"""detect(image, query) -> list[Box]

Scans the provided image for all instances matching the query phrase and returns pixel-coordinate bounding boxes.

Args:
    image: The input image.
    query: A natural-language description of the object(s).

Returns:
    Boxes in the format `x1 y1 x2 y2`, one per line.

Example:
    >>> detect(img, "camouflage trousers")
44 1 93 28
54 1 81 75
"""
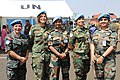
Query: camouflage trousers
72 53 90 80
49 53 70 80
31 51 51 80
94 58 116 80
6 63 27 80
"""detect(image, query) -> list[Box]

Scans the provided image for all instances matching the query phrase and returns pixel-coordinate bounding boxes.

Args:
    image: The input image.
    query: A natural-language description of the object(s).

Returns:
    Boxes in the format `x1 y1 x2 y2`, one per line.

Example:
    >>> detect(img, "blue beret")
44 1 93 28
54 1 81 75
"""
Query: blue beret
111 18 118 22
37 10 47 17
98 13 110 21
53 16 62 24
74 14 84 21
10 20 22 26
65 18 70 22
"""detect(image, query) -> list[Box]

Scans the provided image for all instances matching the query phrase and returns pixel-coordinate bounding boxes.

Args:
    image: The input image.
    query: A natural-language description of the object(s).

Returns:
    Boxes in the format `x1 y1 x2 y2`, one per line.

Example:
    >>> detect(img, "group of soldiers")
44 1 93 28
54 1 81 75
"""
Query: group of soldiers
4 10 119 80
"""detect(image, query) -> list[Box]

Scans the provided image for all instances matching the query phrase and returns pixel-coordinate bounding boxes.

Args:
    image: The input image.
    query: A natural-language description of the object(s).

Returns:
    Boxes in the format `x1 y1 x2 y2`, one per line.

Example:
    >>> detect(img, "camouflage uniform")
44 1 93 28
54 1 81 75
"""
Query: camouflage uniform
69 26 91 80
5 32 29 80
92 28 117 80
48 29 70 80
30 24 51 80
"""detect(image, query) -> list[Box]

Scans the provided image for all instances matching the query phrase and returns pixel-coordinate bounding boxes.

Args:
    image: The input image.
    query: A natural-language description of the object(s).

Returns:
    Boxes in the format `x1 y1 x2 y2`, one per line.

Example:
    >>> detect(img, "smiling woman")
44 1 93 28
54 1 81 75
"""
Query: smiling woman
5 19 29 80
91 13 118 80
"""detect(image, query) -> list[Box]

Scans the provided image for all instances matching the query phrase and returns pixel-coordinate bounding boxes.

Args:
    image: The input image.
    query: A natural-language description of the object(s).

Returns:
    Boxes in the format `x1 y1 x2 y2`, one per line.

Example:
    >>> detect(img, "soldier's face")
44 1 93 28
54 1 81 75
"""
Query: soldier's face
12 24 22 34
38 14 47 23
54 20 62 28
99 18 109 27
76 18 84 26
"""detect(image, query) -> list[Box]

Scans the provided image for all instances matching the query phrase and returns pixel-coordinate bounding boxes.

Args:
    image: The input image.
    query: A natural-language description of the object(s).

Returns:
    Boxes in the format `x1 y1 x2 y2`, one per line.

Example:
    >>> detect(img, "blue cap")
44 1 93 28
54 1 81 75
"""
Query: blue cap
65 18 70 22
111 18 118 22
52 16 62 24
10 20 22 26
37 10 47 17
98 13 110 21
74 14 84 21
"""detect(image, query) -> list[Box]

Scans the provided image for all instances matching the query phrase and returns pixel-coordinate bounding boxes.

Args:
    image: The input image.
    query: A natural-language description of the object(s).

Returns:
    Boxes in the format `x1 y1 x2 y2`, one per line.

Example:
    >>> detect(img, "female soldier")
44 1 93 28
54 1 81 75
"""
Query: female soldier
68 14 91 80
91 13 118 80
30 10 51 80
48 16 70 80
5 20 29 80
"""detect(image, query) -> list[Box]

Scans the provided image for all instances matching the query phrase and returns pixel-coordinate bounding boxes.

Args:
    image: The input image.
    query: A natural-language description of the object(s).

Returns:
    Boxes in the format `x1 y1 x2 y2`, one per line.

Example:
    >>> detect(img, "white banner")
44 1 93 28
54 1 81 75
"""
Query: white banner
0 0 73 17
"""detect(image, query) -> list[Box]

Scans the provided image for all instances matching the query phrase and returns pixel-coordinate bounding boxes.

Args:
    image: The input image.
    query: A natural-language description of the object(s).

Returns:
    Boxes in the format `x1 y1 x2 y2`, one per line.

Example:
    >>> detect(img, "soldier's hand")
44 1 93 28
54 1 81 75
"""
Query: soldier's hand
59 53 66 59
96 56 104 64
19 57 26 64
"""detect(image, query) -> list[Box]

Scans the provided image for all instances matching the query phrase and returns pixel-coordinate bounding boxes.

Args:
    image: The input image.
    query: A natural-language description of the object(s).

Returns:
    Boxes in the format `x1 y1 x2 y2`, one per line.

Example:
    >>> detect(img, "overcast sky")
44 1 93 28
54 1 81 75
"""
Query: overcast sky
66 0 120 18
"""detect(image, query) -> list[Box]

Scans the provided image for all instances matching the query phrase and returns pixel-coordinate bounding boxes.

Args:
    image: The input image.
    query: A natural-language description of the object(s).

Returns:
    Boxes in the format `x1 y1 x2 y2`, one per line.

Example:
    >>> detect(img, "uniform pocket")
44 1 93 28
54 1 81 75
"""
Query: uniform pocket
7 60 19 68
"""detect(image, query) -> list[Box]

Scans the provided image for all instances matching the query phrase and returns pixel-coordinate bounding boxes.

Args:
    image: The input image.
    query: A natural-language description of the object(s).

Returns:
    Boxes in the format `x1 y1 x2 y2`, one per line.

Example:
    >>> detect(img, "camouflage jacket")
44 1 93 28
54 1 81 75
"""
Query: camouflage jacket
5 32 29 68
69 26 91 54
92 28 118 55
48 29 69 53
30 24 50 53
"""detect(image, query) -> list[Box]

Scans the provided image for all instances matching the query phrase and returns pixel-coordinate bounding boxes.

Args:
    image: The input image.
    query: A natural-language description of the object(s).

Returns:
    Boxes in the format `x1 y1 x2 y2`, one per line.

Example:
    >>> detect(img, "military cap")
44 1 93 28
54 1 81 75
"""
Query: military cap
37 10 47 17
74 14 84 21
111 18 118 22
98 13 110 21
52 16 62 24
10 20 22 26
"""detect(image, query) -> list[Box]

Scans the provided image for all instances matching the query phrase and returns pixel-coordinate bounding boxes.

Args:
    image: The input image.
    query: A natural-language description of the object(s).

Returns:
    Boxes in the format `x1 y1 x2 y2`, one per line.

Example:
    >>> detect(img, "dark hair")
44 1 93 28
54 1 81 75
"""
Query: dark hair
26 20 29 22
2 25 6 29
69 21 73 25
37 14 48 23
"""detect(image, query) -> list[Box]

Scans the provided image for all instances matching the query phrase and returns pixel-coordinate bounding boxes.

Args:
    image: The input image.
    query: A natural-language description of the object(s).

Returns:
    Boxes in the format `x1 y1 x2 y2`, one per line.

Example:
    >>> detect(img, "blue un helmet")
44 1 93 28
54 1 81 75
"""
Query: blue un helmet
10 20 22 26
74 13 84 21
52 16 62 24
111 18 118 23
37 10 47 17
98 13 110 21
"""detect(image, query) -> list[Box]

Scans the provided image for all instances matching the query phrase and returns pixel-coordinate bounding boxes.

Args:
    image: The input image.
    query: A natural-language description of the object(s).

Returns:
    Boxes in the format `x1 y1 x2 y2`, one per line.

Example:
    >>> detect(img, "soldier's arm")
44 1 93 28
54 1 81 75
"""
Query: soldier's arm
7 51 26 63
68 31 75 49
49 46 62 57
102 32 118 57
90 43 97 63
102 46 114 57
48 39 66 58
25 50 29 61
48 35 64 58
5 36 27 63
64 47 69 54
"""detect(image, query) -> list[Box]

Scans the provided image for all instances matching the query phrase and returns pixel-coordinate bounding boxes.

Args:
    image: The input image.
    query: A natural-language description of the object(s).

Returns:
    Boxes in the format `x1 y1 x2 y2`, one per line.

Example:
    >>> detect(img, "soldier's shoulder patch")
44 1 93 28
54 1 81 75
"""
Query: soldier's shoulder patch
5 40 11 45
48 34 52 39
70 32 73 37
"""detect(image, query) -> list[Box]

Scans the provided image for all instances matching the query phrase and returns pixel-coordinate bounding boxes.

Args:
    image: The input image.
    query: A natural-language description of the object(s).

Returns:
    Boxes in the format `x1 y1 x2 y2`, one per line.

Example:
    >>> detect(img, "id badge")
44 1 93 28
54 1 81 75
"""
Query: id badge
102 40 106 46
63 39 68 43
